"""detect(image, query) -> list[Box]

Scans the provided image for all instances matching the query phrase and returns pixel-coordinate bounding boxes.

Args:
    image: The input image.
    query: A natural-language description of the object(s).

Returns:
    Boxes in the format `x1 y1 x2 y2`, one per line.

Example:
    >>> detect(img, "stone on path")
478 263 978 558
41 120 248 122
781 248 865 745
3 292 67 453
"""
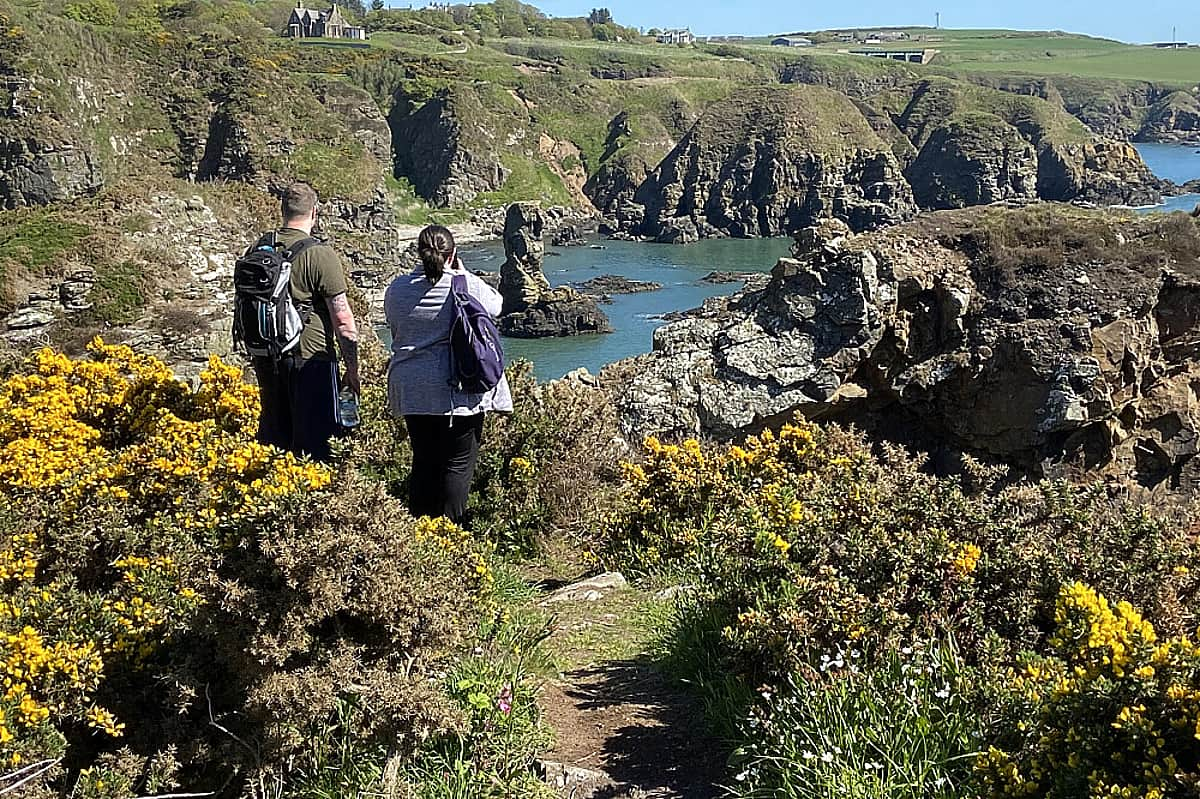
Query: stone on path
541 572 628 605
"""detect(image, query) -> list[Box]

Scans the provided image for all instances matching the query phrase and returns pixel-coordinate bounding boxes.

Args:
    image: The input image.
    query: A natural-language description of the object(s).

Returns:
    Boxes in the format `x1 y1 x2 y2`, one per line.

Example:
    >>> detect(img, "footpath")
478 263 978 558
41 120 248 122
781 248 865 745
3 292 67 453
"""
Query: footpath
532 573 726 799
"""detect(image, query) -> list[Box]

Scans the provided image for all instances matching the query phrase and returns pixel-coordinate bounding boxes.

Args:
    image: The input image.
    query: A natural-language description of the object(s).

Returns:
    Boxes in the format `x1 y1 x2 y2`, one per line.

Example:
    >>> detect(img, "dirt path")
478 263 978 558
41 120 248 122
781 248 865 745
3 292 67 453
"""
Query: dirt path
535 577 727 798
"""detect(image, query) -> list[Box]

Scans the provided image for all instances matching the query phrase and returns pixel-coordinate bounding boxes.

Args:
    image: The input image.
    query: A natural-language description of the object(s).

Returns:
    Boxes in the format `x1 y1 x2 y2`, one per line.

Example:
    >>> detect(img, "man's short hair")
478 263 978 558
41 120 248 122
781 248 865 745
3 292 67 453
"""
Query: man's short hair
281 182 318 220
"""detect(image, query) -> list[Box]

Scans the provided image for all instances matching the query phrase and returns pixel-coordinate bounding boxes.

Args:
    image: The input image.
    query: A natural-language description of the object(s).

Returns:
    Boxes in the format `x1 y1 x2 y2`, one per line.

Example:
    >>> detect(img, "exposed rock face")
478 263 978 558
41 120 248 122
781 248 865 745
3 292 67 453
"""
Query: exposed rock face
887 79 1164 208
392 90 509 207
1037 139 1165 206
496 203 611 338
906 113 1039 209
632 85 917 241
499 203 550 315
1141 92 1200 145
0 135 103 208
614 207 1200 496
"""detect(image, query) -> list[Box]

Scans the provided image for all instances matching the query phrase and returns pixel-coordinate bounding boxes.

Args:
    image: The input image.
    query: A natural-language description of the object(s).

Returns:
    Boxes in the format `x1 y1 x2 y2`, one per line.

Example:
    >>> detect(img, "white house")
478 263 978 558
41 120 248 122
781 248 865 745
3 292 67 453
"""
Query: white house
656 28 695 45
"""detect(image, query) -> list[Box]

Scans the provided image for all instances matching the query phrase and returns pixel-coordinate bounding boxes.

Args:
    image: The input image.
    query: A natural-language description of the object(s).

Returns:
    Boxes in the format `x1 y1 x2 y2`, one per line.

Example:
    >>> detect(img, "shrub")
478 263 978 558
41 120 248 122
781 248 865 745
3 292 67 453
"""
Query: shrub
0 343 496 795
62 0 119 27
469 363 625 553
611 419 1200 683
977 583 1200 799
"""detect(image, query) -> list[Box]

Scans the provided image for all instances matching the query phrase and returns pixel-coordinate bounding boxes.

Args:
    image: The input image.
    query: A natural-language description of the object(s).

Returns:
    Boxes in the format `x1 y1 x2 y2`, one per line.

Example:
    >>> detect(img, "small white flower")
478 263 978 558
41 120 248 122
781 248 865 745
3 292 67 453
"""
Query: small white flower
821 752 834 763
850 649 861 659
802 750 816 760
901 646 913 655
734 770 748 782
866 761 883 771
935 684 951 699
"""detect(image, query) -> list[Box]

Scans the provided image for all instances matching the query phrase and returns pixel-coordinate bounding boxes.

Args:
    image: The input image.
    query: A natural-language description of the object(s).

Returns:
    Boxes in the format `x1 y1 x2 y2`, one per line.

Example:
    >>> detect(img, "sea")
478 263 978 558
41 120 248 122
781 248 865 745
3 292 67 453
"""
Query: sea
397 143 1200 382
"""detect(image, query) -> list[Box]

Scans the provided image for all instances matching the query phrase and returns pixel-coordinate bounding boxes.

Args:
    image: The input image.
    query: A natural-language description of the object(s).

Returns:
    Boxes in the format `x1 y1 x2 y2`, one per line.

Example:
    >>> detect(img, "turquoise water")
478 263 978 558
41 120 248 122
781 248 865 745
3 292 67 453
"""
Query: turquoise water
458 237 791 380
391 144 1197 382
1133 142 1200 213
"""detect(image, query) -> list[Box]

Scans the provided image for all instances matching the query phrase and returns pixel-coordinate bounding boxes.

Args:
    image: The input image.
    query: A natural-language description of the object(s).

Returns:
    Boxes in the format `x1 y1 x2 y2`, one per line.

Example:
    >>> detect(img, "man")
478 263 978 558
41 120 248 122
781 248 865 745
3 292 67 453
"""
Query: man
253 182 360 462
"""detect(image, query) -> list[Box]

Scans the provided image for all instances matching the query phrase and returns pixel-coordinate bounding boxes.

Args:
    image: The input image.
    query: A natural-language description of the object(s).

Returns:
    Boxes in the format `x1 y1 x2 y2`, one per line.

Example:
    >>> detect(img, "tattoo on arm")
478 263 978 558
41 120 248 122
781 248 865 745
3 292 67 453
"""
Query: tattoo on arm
325 293 359 370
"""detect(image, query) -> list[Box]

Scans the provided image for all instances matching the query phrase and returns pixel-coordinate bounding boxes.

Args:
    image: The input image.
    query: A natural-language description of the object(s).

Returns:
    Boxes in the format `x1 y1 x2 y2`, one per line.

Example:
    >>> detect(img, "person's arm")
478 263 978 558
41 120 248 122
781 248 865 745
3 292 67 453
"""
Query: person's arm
325 292 360 393
465 270 504 318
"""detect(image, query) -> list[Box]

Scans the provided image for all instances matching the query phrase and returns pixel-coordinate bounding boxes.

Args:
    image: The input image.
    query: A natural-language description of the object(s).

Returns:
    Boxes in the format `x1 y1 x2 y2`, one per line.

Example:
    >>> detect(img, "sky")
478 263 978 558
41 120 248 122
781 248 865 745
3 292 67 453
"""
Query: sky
531 0 1194 44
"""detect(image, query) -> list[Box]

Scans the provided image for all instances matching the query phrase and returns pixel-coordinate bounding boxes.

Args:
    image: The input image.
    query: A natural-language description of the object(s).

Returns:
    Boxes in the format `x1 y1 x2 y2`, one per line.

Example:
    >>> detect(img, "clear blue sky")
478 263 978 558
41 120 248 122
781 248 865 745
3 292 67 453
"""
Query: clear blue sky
532 0 1192 44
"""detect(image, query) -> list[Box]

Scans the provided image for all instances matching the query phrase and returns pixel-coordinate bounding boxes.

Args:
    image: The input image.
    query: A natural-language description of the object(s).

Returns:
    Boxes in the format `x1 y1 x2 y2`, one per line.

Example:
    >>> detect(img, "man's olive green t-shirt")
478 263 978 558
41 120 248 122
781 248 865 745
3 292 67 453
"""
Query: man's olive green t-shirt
276 228 348 361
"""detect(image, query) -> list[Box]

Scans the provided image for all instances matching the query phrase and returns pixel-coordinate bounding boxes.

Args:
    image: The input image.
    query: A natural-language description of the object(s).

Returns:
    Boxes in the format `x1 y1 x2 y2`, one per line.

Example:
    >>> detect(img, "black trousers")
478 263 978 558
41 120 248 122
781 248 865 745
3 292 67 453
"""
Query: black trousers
253 355 341 463
405 414 484 525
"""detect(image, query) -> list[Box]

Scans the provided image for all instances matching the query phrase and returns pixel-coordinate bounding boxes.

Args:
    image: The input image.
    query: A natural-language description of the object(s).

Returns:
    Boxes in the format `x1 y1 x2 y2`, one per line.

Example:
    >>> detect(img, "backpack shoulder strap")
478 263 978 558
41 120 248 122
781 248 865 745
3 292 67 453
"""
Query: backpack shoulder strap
242 231 277 259
285 236 321 261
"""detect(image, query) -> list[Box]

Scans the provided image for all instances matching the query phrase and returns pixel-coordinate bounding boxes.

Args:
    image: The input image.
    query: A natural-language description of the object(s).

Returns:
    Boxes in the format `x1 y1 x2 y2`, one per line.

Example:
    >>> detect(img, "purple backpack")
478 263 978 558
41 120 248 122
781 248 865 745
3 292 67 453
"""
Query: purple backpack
448 273 505 393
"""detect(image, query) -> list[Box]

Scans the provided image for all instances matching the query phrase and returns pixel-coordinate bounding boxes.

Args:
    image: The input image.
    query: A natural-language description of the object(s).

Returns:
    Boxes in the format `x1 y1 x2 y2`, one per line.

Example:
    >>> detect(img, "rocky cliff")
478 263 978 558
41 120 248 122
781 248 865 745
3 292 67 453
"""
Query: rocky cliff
884 78 1165 208
614 206 1200 496
631 85 917 242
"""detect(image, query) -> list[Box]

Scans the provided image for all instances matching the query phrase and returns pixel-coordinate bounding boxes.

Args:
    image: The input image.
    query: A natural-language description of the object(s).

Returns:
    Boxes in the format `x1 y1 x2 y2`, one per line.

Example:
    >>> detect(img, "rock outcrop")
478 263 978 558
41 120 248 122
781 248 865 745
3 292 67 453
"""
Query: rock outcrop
392 89 510 207
614 207 1200 496
632 85 917 241
906 113 1039 209
890 79 1165 209
497 203 612 338
0 134 103 209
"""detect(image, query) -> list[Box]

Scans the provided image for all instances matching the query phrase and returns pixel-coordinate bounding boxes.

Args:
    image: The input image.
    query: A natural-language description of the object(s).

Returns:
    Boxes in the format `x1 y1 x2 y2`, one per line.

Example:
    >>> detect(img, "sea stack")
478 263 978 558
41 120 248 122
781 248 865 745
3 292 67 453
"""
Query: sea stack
498 203 613 339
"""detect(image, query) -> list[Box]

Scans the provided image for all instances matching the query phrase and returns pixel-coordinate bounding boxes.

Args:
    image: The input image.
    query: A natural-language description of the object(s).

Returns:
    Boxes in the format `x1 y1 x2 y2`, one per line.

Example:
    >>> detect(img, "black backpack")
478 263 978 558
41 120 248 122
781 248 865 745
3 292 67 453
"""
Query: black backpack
232 233 318 359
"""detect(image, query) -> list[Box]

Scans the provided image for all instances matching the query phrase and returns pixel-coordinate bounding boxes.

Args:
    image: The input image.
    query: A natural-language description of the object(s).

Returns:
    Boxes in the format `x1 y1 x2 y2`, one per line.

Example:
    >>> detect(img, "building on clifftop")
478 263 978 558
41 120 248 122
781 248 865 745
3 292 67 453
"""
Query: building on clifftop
656 28 695 45
286 1 368 40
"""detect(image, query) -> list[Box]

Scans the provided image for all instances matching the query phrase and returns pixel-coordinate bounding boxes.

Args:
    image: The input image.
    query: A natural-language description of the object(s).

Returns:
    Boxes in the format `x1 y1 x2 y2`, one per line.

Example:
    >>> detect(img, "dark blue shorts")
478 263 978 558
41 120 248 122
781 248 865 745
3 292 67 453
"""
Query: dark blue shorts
252 355 340 462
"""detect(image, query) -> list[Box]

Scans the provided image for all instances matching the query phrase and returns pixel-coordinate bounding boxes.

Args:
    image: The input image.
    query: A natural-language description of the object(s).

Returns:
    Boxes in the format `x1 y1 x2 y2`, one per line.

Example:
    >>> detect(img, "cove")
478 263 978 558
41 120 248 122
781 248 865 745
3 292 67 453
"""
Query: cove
393 143 1200 383
457 237 791 381
1133 142 1200 213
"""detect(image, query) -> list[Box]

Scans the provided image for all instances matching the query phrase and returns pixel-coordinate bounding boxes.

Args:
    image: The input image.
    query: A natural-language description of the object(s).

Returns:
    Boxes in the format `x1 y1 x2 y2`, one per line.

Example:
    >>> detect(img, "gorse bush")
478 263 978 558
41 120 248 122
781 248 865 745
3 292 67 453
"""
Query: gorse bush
470 362 625 553
978 583 1200 799
0 343 498 796
611 418 1200 682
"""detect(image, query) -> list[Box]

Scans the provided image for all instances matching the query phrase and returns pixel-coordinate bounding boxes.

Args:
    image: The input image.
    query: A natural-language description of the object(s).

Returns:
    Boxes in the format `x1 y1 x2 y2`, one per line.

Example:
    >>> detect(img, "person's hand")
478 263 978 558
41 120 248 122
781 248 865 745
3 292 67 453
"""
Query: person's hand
342 365 361 395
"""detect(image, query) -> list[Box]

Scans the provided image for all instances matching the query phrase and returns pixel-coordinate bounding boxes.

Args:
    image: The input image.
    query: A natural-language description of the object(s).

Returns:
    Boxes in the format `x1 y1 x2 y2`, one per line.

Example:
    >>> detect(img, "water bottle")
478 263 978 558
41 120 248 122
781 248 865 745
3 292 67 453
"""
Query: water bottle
338 389 359 429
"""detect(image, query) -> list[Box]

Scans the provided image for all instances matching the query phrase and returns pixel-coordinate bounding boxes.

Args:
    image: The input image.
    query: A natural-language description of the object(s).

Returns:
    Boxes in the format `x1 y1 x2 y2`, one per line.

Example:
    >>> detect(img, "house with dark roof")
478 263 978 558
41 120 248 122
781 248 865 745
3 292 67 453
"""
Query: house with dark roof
286 1 368 40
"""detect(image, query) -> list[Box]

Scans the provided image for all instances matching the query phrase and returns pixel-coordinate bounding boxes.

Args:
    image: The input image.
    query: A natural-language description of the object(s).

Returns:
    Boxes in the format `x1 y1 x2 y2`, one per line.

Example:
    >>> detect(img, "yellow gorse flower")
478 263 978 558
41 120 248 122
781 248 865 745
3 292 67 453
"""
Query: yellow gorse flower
0 342 334 763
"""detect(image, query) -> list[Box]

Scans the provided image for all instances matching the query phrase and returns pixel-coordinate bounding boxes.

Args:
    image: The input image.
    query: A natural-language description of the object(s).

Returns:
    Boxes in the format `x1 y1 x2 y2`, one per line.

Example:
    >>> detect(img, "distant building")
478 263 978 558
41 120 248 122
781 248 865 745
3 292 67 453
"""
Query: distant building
847 48 937 64
656 28 695 45
286 1 368 40
1152 41 1189 49
705 34 745 42
836 32 856 42
771 36 813 47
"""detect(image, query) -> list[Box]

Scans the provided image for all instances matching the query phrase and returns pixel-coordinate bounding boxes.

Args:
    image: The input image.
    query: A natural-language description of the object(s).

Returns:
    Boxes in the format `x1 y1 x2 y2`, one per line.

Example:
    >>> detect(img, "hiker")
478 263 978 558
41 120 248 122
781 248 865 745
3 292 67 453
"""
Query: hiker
384 224 512 525
235 182 360 463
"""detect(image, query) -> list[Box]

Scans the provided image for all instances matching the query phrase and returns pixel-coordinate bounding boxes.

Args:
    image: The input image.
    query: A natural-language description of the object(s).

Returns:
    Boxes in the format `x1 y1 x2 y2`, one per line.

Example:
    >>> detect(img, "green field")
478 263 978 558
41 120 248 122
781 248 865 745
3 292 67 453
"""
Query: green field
783 28 1200 86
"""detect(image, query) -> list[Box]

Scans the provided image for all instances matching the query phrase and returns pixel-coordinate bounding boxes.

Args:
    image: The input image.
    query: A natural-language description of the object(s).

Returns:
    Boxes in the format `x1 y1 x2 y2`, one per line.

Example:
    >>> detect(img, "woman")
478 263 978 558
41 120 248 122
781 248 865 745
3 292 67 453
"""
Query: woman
385 225 512 525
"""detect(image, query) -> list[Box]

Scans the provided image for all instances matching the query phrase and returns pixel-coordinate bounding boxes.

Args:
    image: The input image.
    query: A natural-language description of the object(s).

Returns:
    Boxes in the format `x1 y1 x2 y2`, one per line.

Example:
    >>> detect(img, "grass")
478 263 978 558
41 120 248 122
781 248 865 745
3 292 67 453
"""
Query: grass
0 211 92 270
545 585 674 671
88 260 147 324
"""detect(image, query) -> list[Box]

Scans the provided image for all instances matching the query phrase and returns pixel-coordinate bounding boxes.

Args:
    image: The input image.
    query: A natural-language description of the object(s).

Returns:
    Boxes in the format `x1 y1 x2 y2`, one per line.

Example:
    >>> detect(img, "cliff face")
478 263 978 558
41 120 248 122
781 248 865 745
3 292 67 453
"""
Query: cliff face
1037 139 1165 206
632 85 917 241
391 90 510 207
906 113 1039 209
613 207 1200 496
886 79 1164 208
964 74 1200 145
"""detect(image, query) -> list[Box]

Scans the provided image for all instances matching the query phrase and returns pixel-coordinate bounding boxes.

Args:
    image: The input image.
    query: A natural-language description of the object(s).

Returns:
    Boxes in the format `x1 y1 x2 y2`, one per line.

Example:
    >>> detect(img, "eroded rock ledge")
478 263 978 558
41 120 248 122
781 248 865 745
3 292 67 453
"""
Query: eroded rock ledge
613 205 1200 496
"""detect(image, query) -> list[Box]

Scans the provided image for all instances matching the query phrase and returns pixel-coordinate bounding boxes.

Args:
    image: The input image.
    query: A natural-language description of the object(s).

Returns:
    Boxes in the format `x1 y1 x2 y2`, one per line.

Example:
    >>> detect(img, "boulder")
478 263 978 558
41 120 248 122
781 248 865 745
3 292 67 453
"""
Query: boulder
613 206 1200 497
